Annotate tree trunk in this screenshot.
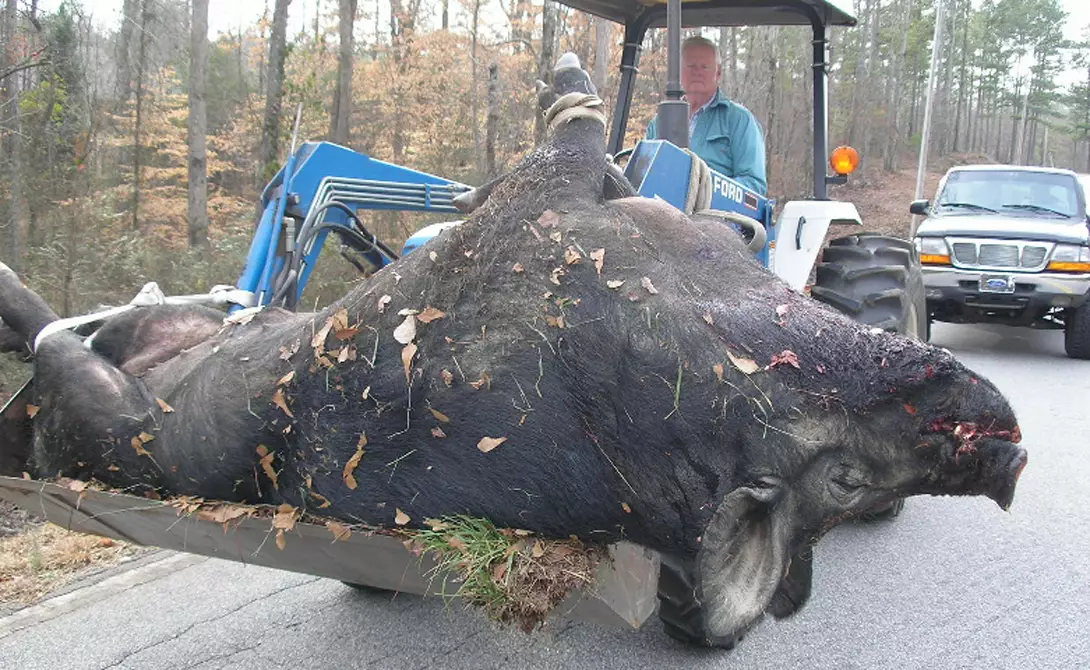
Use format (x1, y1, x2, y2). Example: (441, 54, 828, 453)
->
(329, 0, 356, 145)
(1009, 77, 1026, 164)
(116, 0, 139, 104)
(188, 0, 209, 248)
(132, 0, 153, 231)
(535, 0, 558, 146)
(471, 0, 482, 177)
(1, 0, 21, 270)
(765, 30, 777, 187)
(485, 62, 499, 179)
(719, 27, 738, 97)
(952, 0, 969, 153)
(884, 0, 913, 171)
(1041, 124, 1048, 166)
(860, 0, 880, 169)
(934, 1, 954, 155)
(846, 0, 870, 147)
(259, 0, 292, 187)
(592, 17, 610, 94)
(1013, 74, 1031, 165)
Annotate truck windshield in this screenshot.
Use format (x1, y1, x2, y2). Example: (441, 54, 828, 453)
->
(936, 170, 1083, 219)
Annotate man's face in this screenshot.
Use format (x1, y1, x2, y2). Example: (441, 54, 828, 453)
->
(682, 44, 721, 101)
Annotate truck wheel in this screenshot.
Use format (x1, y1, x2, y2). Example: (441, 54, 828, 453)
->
(1064, 303, 1090, 359)
(656, 554, 746, 649)
(810, 232, 925, 521)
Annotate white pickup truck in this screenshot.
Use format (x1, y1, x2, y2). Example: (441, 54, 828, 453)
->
(910, 165, 1090, 358)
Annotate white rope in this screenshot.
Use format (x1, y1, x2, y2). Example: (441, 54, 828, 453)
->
(33, 282, 257, 353)
(682, 150, 767, 252)
(544, 92, 607, 132)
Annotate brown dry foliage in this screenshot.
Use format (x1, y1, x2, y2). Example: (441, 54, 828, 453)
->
(0, 524, 146, 606)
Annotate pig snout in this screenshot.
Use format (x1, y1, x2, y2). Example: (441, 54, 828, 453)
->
(976, 438, 1028, 511)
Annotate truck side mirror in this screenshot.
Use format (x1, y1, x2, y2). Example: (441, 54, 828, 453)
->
(910, 199, 930, 216)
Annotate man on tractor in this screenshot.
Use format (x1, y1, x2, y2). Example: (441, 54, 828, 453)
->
(645, 36, 768, 196)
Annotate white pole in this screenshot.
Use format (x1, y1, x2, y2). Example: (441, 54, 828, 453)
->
(911, 0, 946, 238)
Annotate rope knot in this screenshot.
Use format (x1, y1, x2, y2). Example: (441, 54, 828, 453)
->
(544, 92, 607, 132)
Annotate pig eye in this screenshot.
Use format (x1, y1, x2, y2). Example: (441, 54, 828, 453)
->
(828, 463, 868, 500)
(831, 476, 865, 493)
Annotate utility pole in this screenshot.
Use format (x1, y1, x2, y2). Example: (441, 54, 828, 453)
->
(911, 0, 945, 238)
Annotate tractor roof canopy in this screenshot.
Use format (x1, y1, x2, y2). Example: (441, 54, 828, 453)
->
(555, 0, 859, 200)
(553, 0, 856, 30)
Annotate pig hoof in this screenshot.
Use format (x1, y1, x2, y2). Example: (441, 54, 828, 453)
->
(657, 554, 746, 649)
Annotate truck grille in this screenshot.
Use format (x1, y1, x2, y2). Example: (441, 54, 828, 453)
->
(947, 237, 1051, 271)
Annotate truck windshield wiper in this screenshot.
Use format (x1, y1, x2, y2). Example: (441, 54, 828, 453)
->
(938, 202, 997, 213)
(1000, 203, 1071, 218)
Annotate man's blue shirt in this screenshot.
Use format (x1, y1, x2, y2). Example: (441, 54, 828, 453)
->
(646, 89, 768, 196)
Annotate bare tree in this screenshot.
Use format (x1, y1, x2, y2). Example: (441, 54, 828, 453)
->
(485, 62, 499, 179)
(470, 0, 483, 176)
(131, 0, 153, 231)
(259, 0, 292, 186)
(535, 0, 558, 145)
(592, 17, 610, 94)
(1, 0, 22, 270)
(188, 0, 209, 248)
(115, 0, 139, 104)
(329, 0, 357, 145)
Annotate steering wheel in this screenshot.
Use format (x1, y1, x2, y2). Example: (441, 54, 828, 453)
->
(611, 147, 635, 166)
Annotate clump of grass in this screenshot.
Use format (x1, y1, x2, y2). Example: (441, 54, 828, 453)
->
(409, 515, 603, 631)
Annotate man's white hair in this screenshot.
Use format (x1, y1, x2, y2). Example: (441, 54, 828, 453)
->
(682, 35, 721, 65)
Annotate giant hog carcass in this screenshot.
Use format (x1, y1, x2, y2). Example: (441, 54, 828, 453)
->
(0, 55, 1026, 648)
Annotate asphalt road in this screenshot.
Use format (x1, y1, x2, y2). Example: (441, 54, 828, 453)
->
(2, 322, 1088, 670)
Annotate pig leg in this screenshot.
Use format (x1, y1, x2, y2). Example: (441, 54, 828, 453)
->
(0, 263, 162, 488)
(88, 305, 224, 375)
(453, 174, 507, 213)
(0, 319, 31, 359)
(0, 263, 60, 350)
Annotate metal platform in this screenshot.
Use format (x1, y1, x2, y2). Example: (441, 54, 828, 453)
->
(0, 475, 661, 630)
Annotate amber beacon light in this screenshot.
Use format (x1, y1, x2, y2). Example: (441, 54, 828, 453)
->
(829, 145, 860, 176)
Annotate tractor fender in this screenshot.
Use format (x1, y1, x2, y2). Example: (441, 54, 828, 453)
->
(400, 220, 464, 256)
(770, 200, 863, 292)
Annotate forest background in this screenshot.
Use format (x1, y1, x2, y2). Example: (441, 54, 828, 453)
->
(2, 0, 1090, 351)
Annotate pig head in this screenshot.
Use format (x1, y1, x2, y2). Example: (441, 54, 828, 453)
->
(0, 54, 1025, 647)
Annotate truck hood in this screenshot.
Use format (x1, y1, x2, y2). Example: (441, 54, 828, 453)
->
(916, 214, 1090, 245)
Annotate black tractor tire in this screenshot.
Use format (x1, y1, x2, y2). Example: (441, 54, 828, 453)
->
(810, 232, 926, 522)
(656, 554, 748, 649)
(810, 233, 927, 339)
(1064, 302, 1090, 359)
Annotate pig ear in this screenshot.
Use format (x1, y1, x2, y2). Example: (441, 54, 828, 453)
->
(696, 485, 792, 639)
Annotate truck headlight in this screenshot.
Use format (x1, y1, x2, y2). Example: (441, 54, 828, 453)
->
(915, 237, 951, 266)
(1047, 244, 1090, 273)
